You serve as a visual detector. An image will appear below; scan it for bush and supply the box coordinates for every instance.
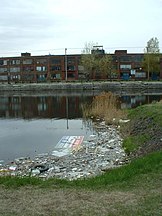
[82,92,126,124]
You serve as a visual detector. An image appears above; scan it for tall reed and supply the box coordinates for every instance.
[82,92,126,124]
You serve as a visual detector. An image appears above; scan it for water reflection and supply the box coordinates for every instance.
[0,93,94,163]
[121,94,162,109]
[0,91,162,163]
[0,95,92,119]
[0,93,162,119]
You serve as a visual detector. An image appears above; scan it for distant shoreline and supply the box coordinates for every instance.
[0,81,162,92]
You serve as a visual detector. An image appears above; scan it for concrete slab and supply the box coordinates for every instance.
[52,136,84,157]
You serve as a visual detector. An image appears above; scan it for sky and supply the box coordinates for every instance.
[0,0,162,57]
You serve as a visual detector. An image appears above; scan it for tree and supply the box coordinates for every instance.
[80,42,113,80]
[146,37,160,53]
[142,37,160,80]
[99,54,114,80]
[81,41,97,54]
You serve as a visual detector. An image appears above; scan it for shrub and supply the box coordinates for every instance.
[82,92,126,124]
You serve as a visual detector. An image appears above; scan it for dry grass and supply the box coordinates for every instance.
[82,92,126,124]
[158,99,162,103]
[0,186,143,216]
[1,185,161,216]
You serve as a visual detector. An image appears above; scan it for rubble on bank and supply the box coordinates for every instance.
[0,121,128,181]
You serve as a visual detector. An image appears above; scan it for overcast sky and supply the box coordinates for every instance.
[0,0,162,57]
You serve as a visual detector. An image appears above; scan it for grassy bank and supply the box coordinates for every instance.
[122,100,162,155]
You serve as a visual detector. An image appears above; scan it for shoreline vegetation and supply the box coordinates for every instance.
[1,92,162,215]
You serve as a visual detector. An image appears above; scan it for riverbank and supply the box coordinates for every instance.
[1,81,162,92]
[0,99,162,215]
[0,121,127,180]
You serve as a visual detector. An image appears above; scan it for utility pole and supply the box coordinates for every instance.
[65,48,67,81]
[7,59,11,84]
[146,47,150,81]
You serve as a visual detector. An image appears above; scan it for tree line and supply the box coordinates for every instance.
[80,38,161,80]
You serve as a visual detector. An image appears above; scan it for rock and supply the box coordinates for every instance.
[0,121,128,180]
[31,169,40,175]
[119,119,130,123]
[9,165,17,171]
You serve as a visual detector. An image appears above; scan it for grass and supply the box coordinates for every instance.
[0,149,162,215]
[0,149,162,190]
[128,101,162,127]
[121,101,162,155]
[122,134,150,154]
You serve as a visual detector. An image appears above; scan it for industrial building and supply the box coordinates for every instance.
[0,49,161,82]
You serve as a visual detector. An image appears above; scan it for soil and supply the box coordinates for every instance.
[124,116,162,158]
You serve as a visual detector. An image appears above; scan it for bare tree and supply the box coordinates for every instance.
[143,37,160,80]
[146,37,160,53]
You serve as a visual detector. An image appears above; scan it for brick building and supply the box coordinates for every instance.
[0,52,80,82]
[0,50,161,82]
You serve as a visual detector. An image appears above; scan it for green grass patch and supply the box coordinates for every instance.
[122,134,150,154]
[128,102,162,127]
[1,150,162,190]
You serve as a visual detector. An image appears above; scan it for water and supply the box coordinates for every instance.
[0,91,162,163]
[0,92,94,163]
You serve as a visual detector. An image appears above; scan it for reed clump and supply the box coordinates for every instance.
[82,92,126,124]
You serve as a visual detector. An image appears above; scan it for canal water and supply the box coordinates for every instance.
[0,91,162,163]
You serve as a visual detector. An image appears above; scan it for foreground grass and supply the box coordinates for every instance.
[0,149,162,190]
[0,150,162,216]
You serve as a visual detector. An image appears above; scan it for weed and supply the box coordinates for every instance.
[82,92,126,124]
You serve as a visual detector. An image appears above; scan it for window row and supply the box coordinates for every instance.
[120,64,132,69]
[0,58,76,66]
[113,55,143,62]
[0,67,62,72]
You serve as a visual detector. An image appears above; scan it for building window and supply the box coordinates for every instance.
[22,74,34,81]
[67,65,75,71]
[10,60,20,65]
[133,55,143,62]
[50,59,61,64]
[51,74,61,79]
[135,72,146,78]
[22,66,34,72]
[51,66,61,71]
[36,59,47,64]
[0,60,8,66]
[0,67,8,72]
[68,58,75,64]
[37,74,47,81]
[120,64,131,70]
[120,56,132,62]
[36,66,46,71]
[67,73,75,78]
[22,59,33,64]
[10,67,20,73]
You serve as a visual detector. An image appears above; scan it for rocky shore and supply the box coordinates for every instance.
[0,81,162,93]
[0,121,128,180]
